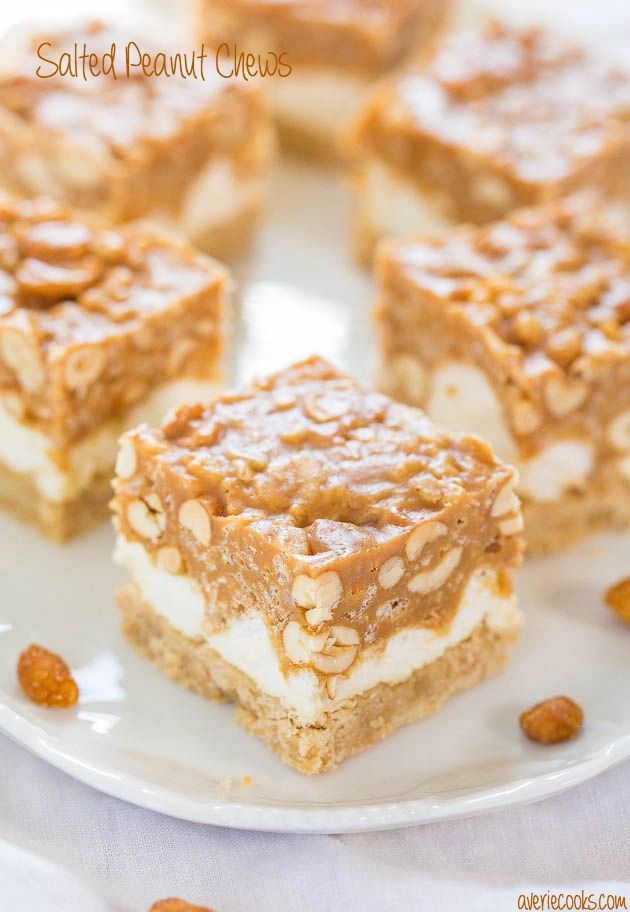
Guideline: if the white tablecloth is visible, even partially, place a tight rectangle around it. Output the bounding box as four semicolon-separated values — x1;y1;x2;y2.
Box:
1;734;628;911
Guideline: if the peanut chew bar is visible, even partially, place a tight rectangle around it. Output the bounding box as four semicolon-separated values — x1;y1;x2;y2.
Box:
198;0;450;161
112;356;523;774
0;193;228;541
349;19;630;261
0;21;274;258
376;198;630;554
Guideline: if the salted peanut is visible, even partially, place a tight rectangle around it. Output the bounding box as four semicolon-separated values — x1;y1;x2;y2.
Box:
512;398;542;435
491;479;520;518
292;571;343;626
378;556;405;589
388;353;427;402
127;498;163;542
64;345;106;393
2;390;25;419
325;675;339;700
543;375;588;417
166;337;197;375
272;390;297;411
322;624;360;654
311;625;360;674
145;492;163;512
16;256;102;299
604;577;630;624
282;621;329;665
408;546;462;594
17;644;79;708
18;218;93;258
0;329;44;392
115;436;137;479
511;311;544;347
472;172;514;209
283;621;360;674
546;327;582;367
155;546;183;575
519;696;584;744
302;392;348;423
179;499;212;546
606;409;630;451
499;514;524;536
149;900;214;912
405;521;447;562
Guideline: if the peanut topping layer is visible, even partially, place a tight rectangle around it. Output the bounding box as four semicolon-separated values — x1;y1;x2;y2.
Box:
136;356;505;533
382;199;630;376
0;197;221;329
201;0;446;71
376;199;630;485
0;21;254;158
113;358;523;685
352;20;630;194
0;194;228;446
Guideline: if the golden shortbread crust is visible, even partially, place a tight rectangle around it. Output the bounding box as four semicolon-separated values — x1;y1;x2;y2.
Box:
118;581;518;775
189;199;265;260
0;461;112;542
521;481;630;555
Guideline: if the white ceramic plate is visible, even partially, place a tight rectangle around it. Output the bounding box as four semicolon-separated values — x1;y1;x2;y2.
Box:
1;516;630;834
1;160;630;833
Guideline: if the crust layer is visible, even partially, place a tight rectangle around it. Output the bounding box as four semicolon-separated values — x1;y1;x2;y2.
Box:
0;460;112;542
185;199;264;260
117;581;517;775
521;478;630;554
278;119;345;165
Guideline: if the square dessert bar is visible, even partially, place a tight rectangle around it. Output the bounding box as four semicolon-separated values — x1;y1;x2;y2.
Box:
198;0;450;161
0;21;274;258
376;199;630;553
349;20;630;261
112;356;523;774
0;193;228;541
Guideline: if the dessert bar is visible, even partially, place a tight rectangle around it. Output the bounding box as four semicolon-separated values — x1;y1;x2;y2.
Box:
112;356;524;774
0;193;228;541
198;0;450;161
349;20;630;261
0;21;275;258
376;198;630;553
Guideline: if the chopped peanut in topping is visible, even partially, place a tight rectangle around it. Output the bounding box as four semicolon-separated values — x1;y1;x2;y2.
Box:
149;900;215;912
519;696;583;744
17;644;79;708
604;577;630;624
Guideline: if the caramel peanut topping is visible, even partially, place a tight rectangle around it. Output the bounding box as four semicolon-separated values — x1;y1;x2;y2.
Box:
0;20;252;158
0;192;228;447
354;20;630;185
149;357;506;536
383;198;630;390
0;194;224;333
